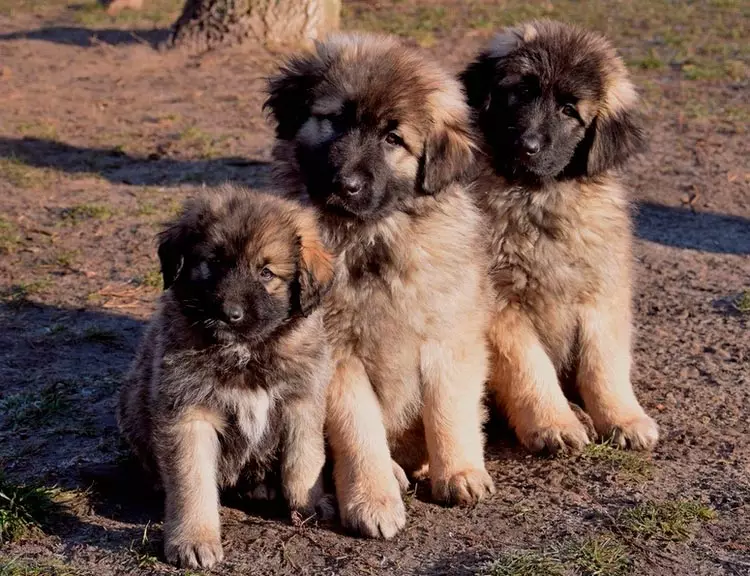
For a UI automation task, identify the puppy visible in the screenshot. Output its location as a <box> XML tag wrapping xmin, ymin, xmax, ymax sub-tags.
<box><xmin>461</xmin><ymin>20</ymin><xmax>659</xmax><ymax>453</ymax></box>
<box><xmin>116</xmin><ymin>186</ymin><xmax>333</xmax><ymax>568</ymax></box>
<box><xmin>265</xmin><ymin>33</ymin><xmax>495</xmax><ymax>539</ymax></box>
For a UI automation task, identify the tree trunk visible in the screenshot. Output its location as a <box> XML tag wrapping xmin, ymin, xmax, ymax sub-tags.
<box><xmin>170</xmin><ymin>0</ymin><xmax>341</xmax><ymax>52</ymax></box>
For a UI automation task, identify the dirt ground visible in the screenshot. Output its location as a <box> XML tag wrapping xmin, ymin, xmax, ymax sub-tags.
<box><xmin>0</xmin><ymin>1</ymin><xmax>748</xmax><ymax>575</ymax></box>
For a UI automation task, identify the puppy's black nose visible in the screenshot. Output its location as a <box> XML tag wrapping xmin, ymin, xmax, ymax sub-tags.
<box><xmin>521</xmin><ymin>135</ymin><xmax>541</xmax><ymax>156</ymax></box>
<box><xmin>340</xmin><ymin>175</ymin><xmax>363</xmax><ymax>196</ymax></box>
<box><xmin>223</xmin><ymin>304</ymin><xmax>244</xmax><ymax>324</ymax></box>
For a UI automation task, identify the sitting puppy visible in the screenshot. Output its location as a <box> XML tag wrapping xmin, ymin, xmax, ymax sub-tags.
<box><xmin>461</xmin><ymin>21</ymin><xmax>659</xmax><ymax>453</ymax></box>
<box><xmin>117</xmin><ymin>186</ymin><xmax>333</xmax><ymax>569</ymax></box>
<box><xmin>266</xmin><ymin>33</ymin><xmax>495</xmax><ymax>539</ymax></box>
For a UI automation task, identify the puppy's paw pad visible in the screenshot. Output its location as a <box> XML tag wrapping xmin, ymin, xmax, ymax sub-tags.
<box><xmin>607</xmin><ymin>415</ymin><xmax>659</xmax><ymax>450</ymax></box>
<box><xmin>165</xmin><ymin>537</ymin><xmax>224</xmax><ymax>569</ymax></box>
<box><xmin>432</xmin><ymin>468</ymin><xmax>495</xmax><ymax>507</ymax></box>
<box><xmin>342</xmin><ymin>492</ymin><xmax>406</xmax><ymax>539</ymax></box>
<box><xmin>518</xmin><ymin>416</ymin><xmax>592</xmax><ymax>454</ymax></box>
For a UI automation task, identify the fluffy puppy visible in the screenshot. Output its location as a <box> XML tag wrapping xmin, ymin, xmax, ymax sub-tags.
<box><xmin>117</xmin><ymin>186</ymin><xmax>333</xmax><ymax>569</ymax></box>
<box><xmin>265</xmin><ymin>33</ymin><xmax>495</xmax><ymax>539</ymax></box>
<box><xmin>461</xmin><ymin>21</ymin><xmax>659</xmax><ymax>453</ymax></box>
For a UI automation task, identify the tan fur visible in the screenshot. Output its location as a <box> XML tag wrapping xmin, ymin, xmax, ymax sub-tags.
<box><xmin>117</xmin><ymin>186</ymin><xmax>333</xmax><ymax>568</ymax></box>
<box><xmin>468</xmin><ymin>22</ymin><xmax>658</xmax><ymax>453</ymax></box>
<box><xmin>267</xmin><ymin>34</ymin><xmax>495</xmax><ymax>539</ymax></box>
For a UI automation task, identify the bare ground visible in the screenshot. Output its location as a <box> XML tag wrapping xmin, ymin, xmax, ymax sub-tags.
<box><xmin>0</xmin><ymin>1</ymin><xmax>748</xmax><ymax>575</ymax></box>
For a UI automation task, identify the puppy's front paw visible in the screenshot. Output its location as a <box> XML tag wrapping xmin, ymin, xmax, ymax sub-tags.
<box><xmin>164</xmin><ymin>530</ymin><xmax>223</xmax><ymax>569</ymax></box>
<box><xmin>432</xmin><ymin>467</ymin><xmax>495</xmax><ymax>506</ymax></box>
<box><xmin>605</xmin><ymin>414</ymin><xmax>659</xmax><ymax>450</ymax></box>
<box><xmin>516</xmin><ymin>408</ymin><xmax>592</xmax><ymax>454</ymax></box>
<box><xmin>340</xmin><ymin>487</ymin><xmax>406</xmax><ymax>539</ymax></box>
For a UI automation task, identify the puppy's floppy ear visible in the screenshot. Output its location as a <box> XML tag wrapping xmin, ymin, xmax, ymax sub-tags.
<box><xmin>420</xmin><ymin>121</ymin><xmax>476</xmax><ymax>195</ymax></box>
<box><xmin>460</xmin><ymin>26</ymin><xmax>527</xmax><ymax>111</ymax></box>
<box><xmin>579</xmin><ymin>77</ymin><xmax>647</xmax><ymax>176</ymax></box>
<box><xmin>264</xmin><ymin>52</ymin><xmax>325</xmax><ymax>141</ymax></box>
<box><xmin>156</xmin><ymin>198</ymin><xmax>207</xmax><ymax>289</ymax></box>
<box><xmin>584</xmin><ymin>108</ymin><xmax>646</xmax><ymax>176</ymax></box>
<box><xmin>157</xmin><ymin>223</ymin><xmax>187</xmax><ymax>290</ymax></box>
<box><xmin>460</xmin><ymin>53</ymin><xmax>497</xmax><ymax>112</ymax></box>
<box><xmin>291</xmin><ymin>214</ymin><xmax>333</xmax><ymax>317</ymax></box>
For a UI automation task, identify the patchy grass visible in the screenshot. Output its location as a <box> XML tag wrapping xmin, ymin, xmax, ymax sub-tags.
<box><xmin>137</xmin><ymin>269</ymin><xmax>162</xmax><ymax>290</ymax></box>
<box><xmin>732</xmin><ymin>290</ymin><xmax>750</xmax><ymax>314</ymax></box>
<box><xmin>53</xmin><ymin>250</ymin><xmax>79</xmax><ymax>269</ymax></box>
<box><xmin>479</xmin><ymin>536</ymin><xmax>630</xmax><ymax>576</ymax></box>
<box><xmin>629</xmin><ymin>49</ymin><xmax>664</xmax><ymax>71</ymax></box>
<box><xmin>344</xmin><ymin>0</ymin><xmax>748</xmax><ymax>82</ymax></box>
<box><xmin>0</xmin><ymin>559</ymin><xmax>79</xmax><ymax>576</ymax></box>
<box><xmin>68</xmin><ymin>0</ymin><xmax>182</xmax><ymax>28</ymax></box>
<box><xmin>1</xmin><ymin>280</ymin><xmax>53</xmax><ymax>307</ymax></box>
<box><xmin>479</xmin><ymin>550</ymin><xmax>565</xmax><ymax>576</ymax></box>
<box><xmin>135</xmin><ymin>201</ymin><xmax>159</xmax><ymax>217</ymax></box>
<box><xmin>175</xmin><ymin>125</ymin><xmax>228</xmax><ymax>159</ymax></box>
<box><xmin>16</xmin><ymin>121</ymin><xmax>59</xmax><ymax>141</ymax></box>
<box><xmin>568</xmin><ymin>536</ymin><xmax>631</xmax><ymax>576</ymax></box>
<box><xmin>0</xmin><ymin>381</ymin><xmax>74</xmax><ymax>431</ymax></box>
<box><xmin>582</xmin><ymin>441</ymin><xmax>653</xmax><ymax>480</ymax></box>
<box><xmin>619</xmin><ymin>500</ymin><xmax>716</xmax><ymax>541</ymax></box>
<box><xmin>128</xmin><ymin>523</ymin><xmax>160</xmax><ymax>570</ymax></box>
<box><xmin>0</xmin><ymin>158</ymin><xmax>48</xmax><ymax>189</ymax></box>
<box><xmin>0</xmin><ymin>218</ymin><xmax>22</xmax><ymax>255</ymax></box>
<box><xmin>59</xmin><ymin>204</ymin><xmax>114</xmax><ymax>224</ymax></box>
<box><xmin>0</xmin><ymin>476</ymin><xmax>60</xmax><ymax>544</ymax></box>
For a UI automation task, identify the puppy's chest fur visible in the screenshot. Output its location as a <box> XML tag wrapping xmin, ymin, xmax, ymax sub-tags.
<box><xmin>478</xmin><ymin>172</ymin><xmax>631</xmax><ymax>360</ymax></box>
<box><xmin>320</xmin><ymin>188</ymin><xmax>489</xmax><ymax>430</ymax></box>
<box><xmin>152</xmin><ymin>299</ymin><xmax>327</xmax><ymax>487</ymax></box>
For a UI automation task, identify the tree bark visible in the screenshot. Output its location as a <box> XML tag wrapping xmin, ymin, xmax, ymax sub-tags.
<box><xmin>170</xmin><ymin>0</ymin><xmax>341</xmax><ymax>52</ymax></box>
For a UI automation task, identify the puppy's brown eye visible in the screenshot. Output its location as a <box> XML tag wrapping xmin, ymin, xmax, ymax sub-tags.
<box><xmin>562</xmin><ymin>104</ymin><xmax>578</xmax><ymax>117</ymax></box>
<box><xmin>260</xmin><ymin>267</ymin><xmax>275</xmax><ymax>281</ymax></box>
<box><xmin>384</xmin><ymin>132</ymin><xmax>404</xmax><ymax>147</ymax></box>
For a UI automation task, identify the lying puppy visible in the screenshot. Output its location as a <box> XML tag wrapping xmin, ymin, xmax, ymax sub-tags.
<box><xmin>117</xmin><ymin>186</ymin><xmax>333</xmax><ymax>568</ymax></box>
<box><xmin>266</xmin><ymin>33</ymin><xmax>495</xmax><ymax>539</ymax></box>
<box><xmin>461</xmin><ymin>20</ymin><xmax>659</xmax><ymax>453</ymax></box>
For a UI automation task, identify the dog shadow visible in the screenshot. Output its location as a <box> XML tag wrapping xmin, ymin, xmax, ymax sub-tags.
<box><xmin>0</xmin><ymin>136</ymin><xmax>272</xmax><ymax>188</ymax></box>
<box><xmin>634</xmin><ymin>202</ymin><xmax>750</xmax><ymax>255</ymax></box>
<box><xmin>0</xmin><ymin>26</ymin><xmax>170</xmax><ymax>49</ymax></box>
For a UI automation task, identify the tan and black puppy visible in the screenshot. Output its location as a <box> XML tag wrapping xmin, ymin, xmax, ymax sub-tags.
<box><xmin>461</xmin><ymin>20</ymin><xmax>658</xmax><ymax>453</ymax></box>
<box><xmin>266</xmin><ymin>33</ymin><xmax>495</xmax><ymax>539</ymax></box>
<box><xmin>117</xmin><ymin>186</ymin><xmax>333</xmax><ymax>569</ymax></box>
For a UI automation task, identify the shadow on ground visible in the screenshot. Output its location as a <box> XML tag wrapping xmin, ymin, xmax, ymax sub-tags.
<box><xmin>0</xmin><ymin>137</ymin><xmax>272</xmax><ymax>188</ymax></box>
<box><xmin>0</xmin><ymin>26</ymin><xmax>170</xmax><ymax>49</ymax></box>
<box><xmin>634</xmin><ymin>202</ymin><xmax>750</xmax><ymax>255</ymax></box>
